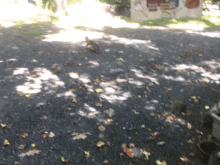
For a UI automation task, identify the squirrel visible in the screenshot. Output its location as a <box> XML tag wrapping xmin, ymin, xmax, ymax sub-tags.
<box><xmin>85</xmin><ymin>37</ymin><xmax>100</xmax><ymax>54</ymax></box>
<box><xmin>162</xmin><ymin>99</ymin><xmax>187</xmax><ymax>121</ymax></box>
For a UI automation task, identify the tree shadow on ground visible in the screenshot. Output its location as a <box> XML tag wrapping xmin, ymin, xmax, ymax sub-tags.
<box><xmin>0</xmin><ymin>21</ymin><xmax>220</xmax><ymax>164</ymax></box>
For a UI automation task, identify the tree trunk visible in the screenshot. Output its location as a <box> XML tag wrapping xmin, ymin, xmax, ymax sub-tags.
<box><xmin>54</xmin><ymin>0</ymin><xmax>67</xmax><ymax>16</ymax></box>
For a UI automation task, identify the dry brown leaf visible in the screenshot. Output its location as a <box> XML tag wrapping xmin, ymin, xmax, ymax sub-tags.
<box><xmin>72</xmin><ymin>99</ymin><xmax>78</xmax><ymax>104</ymax></box>
<box><xmin>66</xmin><ymin>107</ymin><xmax>71</xmax><ymax>110</ymax></box>
<box><xmin>96</xmin><ymin>141</ymin><xmax>105</xmax><ymax>147</ymax></box>
<box><xmin>17</xmin><ymin>133</ymin><xmax>28</xmax><ymax>138</ymax></box>
<box><xmin>69</xmin><ymin>89</ymin><xmax>76</xmax><ymax>93</ymax></box>
<box><xmin>18</xmin><ymin>145</ymin><xmax>26</xmax><ymax>150</ymax></box>
<box><xmin>103</xmin><ymin>159</ymin><xmax>109</xmax><ymax>164</ymax></box>
<box><xmin>98</xmin><ymin>125</ymin><xmax>106</xmax><ymax>131</ymax></box>
<box><xmin>156</xmin><ymin>160</ymin><xmax>167</xmax><ymax>165</ymax></box>
<box><xmin>129</xmin><ymin>143</ymin><xmax>135</xmax><ymax>148</ymax></box>
<box><xmin>180</xmin><ymin>156</ymin><xmax>189</xmax><ymax>162</ymax></box>
<box><xmin>95</xmin><ymin>102</ymin><xmax>102</xmax><ymax>107</ymax></box>
<box><xmin>61</xmin><ymin>156</ymin><xmax>68</xmax><ymax>162</ymax></box>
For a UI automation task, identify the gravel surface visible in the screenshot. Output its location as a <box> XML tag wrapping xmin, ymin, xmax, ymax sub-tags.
<box><xmin>0</xmin><ymin>2</ymin><xmax>220</xmax><ymax>165</ymax></box>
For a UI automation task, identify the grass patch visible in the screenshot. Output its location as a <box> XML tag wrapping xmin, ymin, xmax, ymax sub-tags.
<box><xmin>119</xmin><ymin>15</ymin><xmax>220</xmax><ymax>30</ymax></box>
<box><xmin>67</xmin><ymin>0</ymin><xmax>82</xmax><ymax>5</ymax></box>
<box><xmin>22</xmin><ymin>29</ymin><xmax>44</xmax><ymax>34</ymax></box>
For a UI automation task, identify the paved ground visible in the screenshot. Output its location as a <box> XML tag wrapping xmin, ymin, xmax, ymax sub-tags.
<box><xmin>0</xmin><ymin>1</ymin><xmax>220</xmax><ymax>165</ymax></box>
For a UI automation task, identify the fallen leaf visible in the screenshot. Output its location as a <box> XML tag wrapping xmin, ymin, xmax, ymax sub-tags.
<box><xmin>31</xmin><ymin>143</ymin><xmax>35</xmax><ymax>148</ymax></box>
<box><xmin>1</xmin><ymin>124</ymin><xmax>7</xmax><ymax>128</ymax></box>
<box><xmin>61</xmin><ymin>156</ymin><xmax>68</xmax><ymax>162</ymax></box>
<box><xmin>96</xmin><ymin>89</ymin><xmax>103</xmax><ymax>93</ymax></box>
<box><xmin>18</xmin><ymin>145</ymin><xmax>26</xmax><ymax>150</ymax></box>
<box><xmin>154</xmin><ymin>132</ymin><xmax>159</xmax><ymax>136</ymax></box>
<box><xmin>205</xmin><ymin>105</ymin><xmax>210</xmax><ymax>110</ymax></box>
<box><xmin>98</xmin><ymin>125</ymin><xmax>106</xmax><ymax>131</ymax></box>
<box><xmin>69</xmin><ymin>89</ymin><xmax>76</xmax><ymax>93</ymax></box>
<box><xmin>95</xmin><ymin>102</ymin><xmax>102</xmax><ymax>107</ymax></box>
<box><xmin>104</xmin><ymin>108</ymin><xmax>115</xmax><ymax>117</ymax></box>
<box><xmin>156</xmin><ymin>160</ymin><xmax>167</xmax><ymax>165</ymax></box>
<box><xmin>187</xmin><ymin>123</ymin><xmax>192</xmax><ymax>129</ymax></box>
<box><xmin>117</xmin><ymin>58</ymin><xmax>125</xmax><ymax>62</ymax></box>
<box><xmin>129</xmin><ymin>143</ymin><xmax>135</xmax><ymax>148</ymax></box>
<box><xmin>154</xmin><ymin>81</ymin><xmax>160</xmax><ymax>85</ymax></box>
<box><xmin>187</xmin><ymin>139</ymin><xmax>194</xmax><ymax>143</ymax></box>
<box><xmin>3</xmin><ymin>139</ymin><xmax>10</xmax><ymax>146</ymax></box>
<box><xmin>43</xmin><ymin>131</ymin><xmax>49</xmax><ymax>138</ymax></box>
<box><xmin>96</xmin><ymin>141</ymin><xmax>105</xmax><ymax>147</ymax></box>
<box><xmin>125</xmin><ymin>148</ymin><xmax>134</xmax><ymax>158</ymax></box>
<box><xmin>121</xmin><ymin>143</ymin><xmax>127</xmax><ymax>149</ymax></box>
<box><xmin>25</xmin><ymin>94</ymin><xmax>31</xmax><ymax>98</ymax></box>
<box><xmin>166</xmin><ymin>87</ymin><xmax>172</xmax><ymax>91</ymax></box>
<box><xmin>72</xmin><ymin>99</ymin><xmax>78</xmax><ymax>104</ymax></box>
<box><xmin>49</xmin><ymin>132</ymin><xmax>55</xmax><ymax>138</ymax></box>
<box><xmin>107</xmin><ymin>119</ymin><xmax>113</xmax><ymax>124</ymax></box>
<box><xmin>66</xmin><ymin>107</ymin><xmax>71</xmax><ymax>110</ymax></box>
<box><xmin>180</xmin><ymin>156</ymin><xmax>188</xmax><ymax>162</ymax></box>
<box><xmin>141</xmin><ymin>124</ymin><xmax>145</xmax><ymax>128</ymax></box>
<box><xmin>142</xmin><ymin>150</ymin><xmax>151</xmax><ymax>160</ymax></box>
<box><xmin>19</xmin><ymin>149</ymin><xmax>41</xmax><ymax>157</ymax></box>
<box><xmin>17</xmin><ymin>133</ymin><xmax>28</xmax><ymax>138</ymax></box>
<box><xmin>191</xmin><ymin>96</ymin><xmax>196</xmax><ymax>100</ymax></box>
<box><xmin>198</xmin><ymin>54</ymin><xmax>203</xmax><ymax>56</ymax></box>
<box><xmin>84</xmin><ymin>151</ymin><xmax>90</xmax><ymax>157</ymax></box>
<box><xmin>103</xmin><ymin>159</ymin><xmax>109</xmax><ymax>164</ymax></box>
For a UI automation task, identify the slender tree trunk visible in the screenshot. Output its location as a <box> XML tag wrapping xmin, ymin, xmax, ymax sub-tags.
<box><xmin>54</xmin><ymin>0</ymin><xmax>67</xmax><ymax>16</ymax></box>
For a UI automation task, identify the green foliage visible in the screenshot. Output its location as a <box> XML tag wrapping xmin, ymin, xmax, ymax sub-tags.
<box><xmin>42</xmin><ymin>0</ymin><xmax>55</xmax><ymax>12</ymax></box>
<box><xmin>67</xmin><ymin>0</ymin><xmax>82</xmax><ymax>5</ymax></box>
<box><xmin>100</xmin><ymin>0</ymin><xmax>130</xmax><ymax>6</ymax></box>
<box><xmin>119</xmin><ymin>15</ymin><xmax>220</xmax><ymax>30</ymax></box>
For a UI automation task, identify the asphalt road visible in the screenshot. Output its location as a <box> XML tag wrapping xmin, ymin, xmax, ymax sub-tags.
<box><xmin>0</xmin><ymin>12</ymin><xmax>220</xmax><ymax>165</ymax></box>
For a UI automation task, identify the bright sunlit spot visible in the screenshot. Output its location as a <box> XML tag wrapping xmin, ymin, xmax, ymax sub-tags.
<box><xmin>15</xmin><ymin>67</ymin><xmax>65</xmax><ymax>94</ymax></box>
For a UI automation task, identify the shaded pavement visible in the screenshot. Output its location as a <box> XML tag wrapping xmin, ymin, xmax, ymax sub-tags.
<box><xmin>0</xmin><ymin>1</ymin><xmax>220</xmax><ymax>165</ymax></box>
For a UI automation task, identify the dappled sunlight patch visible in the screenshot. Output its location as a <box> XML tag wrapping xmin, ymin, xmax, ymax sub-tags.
<box><xmin>201</xmin><ymin>72</ymin><xmax>220</xmax><ymax>82</ymax></box>
<box><xmin>55</xmin><ymin>91</ymin><xmax>76</xmax><ymax>99</ymax></box>
<box><xmin>145</xmin><ymin>106</ymin><xmax>156</xmax><ymax>111</ymax></box>
<box><xmin>43</xmin><ymin>28</ymin><xmax>103</xmax><ymax>43</ymax></box>
<box><xmin>79</xmin><ymin>74</ymin><xmax>91</xmax><ymax>84</ymax></box>
<box><xmin>185</xmin><ymin>30</ymin><xmax>220</xmax><ymax>38</ymax></box>
<box><xmin>7</xmin><ymin>58</ymin><xmax>17</xmax><ymax>62</ymax></box>
<box><xmin>106</xmin><ymin>35</ymin><xmax>158</xmax><ymax>52</ymax></box>
<box><xmin>100</xmin><ymin>91</ymin><xmax>131</xmax><ymax>103</ymax></box>
<box><xmin>13</xmin><ymin>68</ymin><xmax>29</xmax><ymax>75</ymax></box>
<box><xmin>168</xmin><ymin>23</ymin><xmax>206</xmax><ymax>30</ymax></box>
<box><xmin>88</xmin><ymin>61</ymin><xmax>100</xmax><ymax>68</ymax></box>
<box><xmin>201</xmin><ymin>60</ymin><xmax>220</xmax><ymax>69</ymax></box>
<box><xmin>161</xmin><ymin>75</ymin><xmax>185</xmax><ymax>82</ymax></box>
<box><xmin>131</xmin><ymin>68</ymin><xmax>158</xmax><ymax>83</ymax></box>
<box><xmin>128</xmin><ymin>79</ymin><xmax>144</xmax><ymax>86</ymax></box>
<box><xmin>69</xmin><ymin>72</ymin><xmax>79</xmax><ymax>79</ymax></box>
<box><xmin>15</xmin><ymin>67</ymin><xmax>65</xmax><ymax>95</ymax></box>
